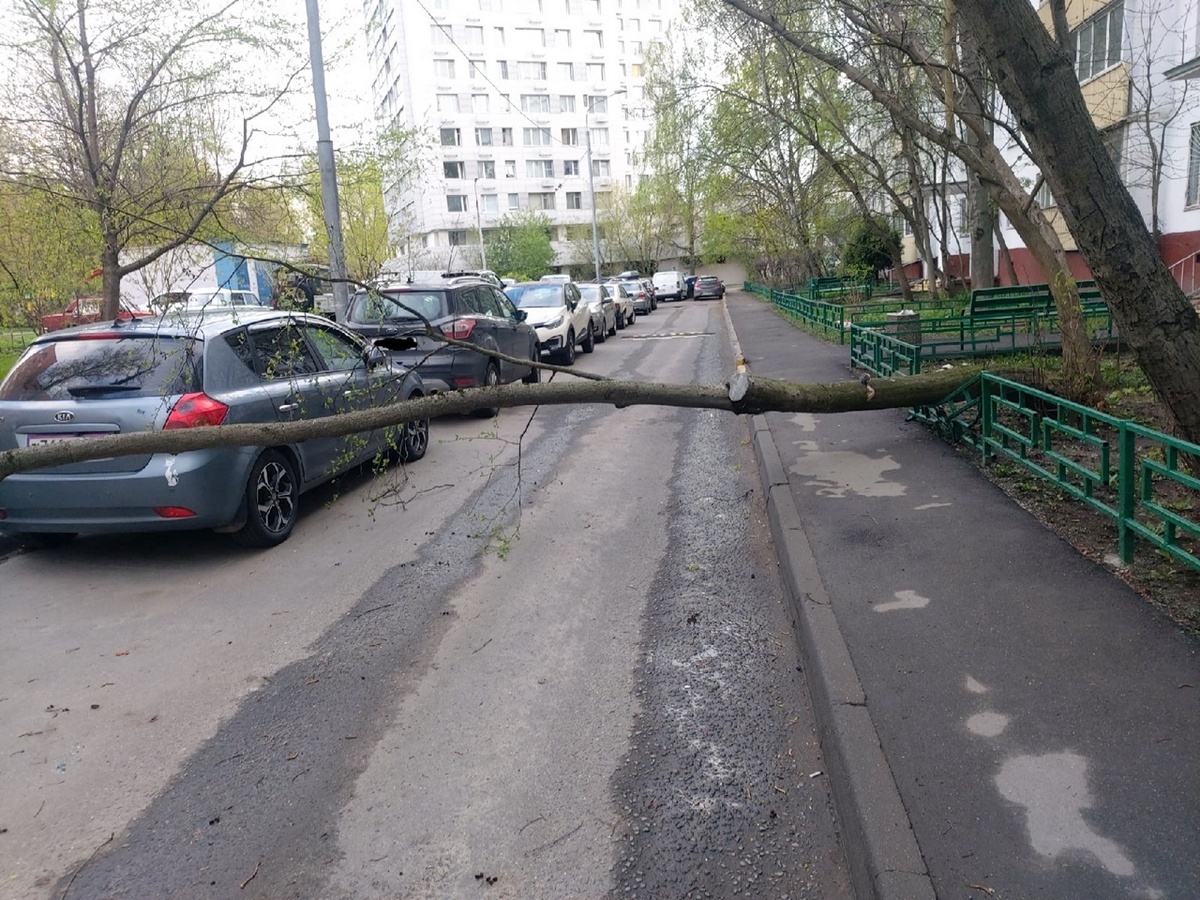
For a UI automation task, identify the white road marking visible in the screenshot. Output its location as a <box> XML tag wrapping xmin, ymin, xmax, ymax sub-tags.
<box><xmin>873</xmin><ymin>590</ymin><xmax>931</xmax><ymax>613</ymax></box>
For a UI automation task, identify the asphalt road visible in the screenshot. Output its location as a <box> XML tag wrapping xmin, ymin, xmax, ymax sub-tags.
<box><xmin>0</xmin><ymin>300</ymin><xmax>850</xmax><ymax>899</ymax></box>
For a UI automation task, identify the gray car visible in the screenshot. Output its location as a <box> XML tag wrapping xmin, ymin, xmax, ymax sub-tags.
<box><xmin>0</xmin><ymin>310</ymin><xmax>428</xmax><ymax>548</ymax></box>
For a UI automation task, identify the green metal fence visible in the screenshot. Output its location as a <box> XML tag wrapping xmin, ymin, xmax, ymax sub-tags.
<box><xmin>915</xmin><ymin>373</ymin><xmax>1200</xmax><ymax>573</ymax></box>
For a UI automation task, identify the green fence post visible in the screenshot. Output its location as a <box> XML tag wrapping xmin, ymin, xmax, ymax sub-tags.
<box><xmin>1117</xmin><ymin>422</ymin><xmax>1136</xmax><ymax>564</ymax></box>
<box><xmin>980</xmin><ymin>376</ymin><xmax>993</xmax><ymax>466</ymax></box>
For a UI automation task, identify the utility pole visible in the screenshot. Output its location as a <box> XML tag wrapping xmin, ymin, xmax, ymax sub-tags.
<box><xmin>305</xmin><ymin>0</ymin><xmax>350</xmax><ymax>322</ymax></box>
<box><xmin>587</xmin><ymin>89</ymin><xmax>625</xmax><ymax>283</ymax></box>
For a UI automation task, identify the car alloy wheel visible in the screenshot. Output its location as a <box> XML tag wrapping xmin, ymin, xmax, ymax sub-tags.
<box><xmin>401</xmin><ymin>413</ymin><xmax>429</xmax><ymax>462</ymax></box>
<box><xmin>232</xmin><ymin>450</ymin><xmax>298</xmax><ymax>548</ymax></box>
<box><xmin>473</xmin><ymin>362</ymin><xmax>501</xmax><ymax>417</ymax></box>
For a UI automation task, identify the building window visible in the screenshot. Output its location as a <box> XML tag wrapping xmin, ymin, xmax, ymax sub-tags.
<box><xmin>434</xmin><ymin>59</ymin><xmax>455</xmax><ymax>79</ymax></box>
<box><xmin>516</xmin><ymin>27</ymin><xmax>545</xmax><ymax>46</ymax></box>
<box><xmin>432</xmin><ymin>24</ymin><xmax>451</xmax><ymax>45</ymax></box>
<box><xmin>440</xmin><ymin>128</ymin><xmax>461</xmax><ymax>146</ymax></box>
<box><xmin>505</xmin><ymin>159</ymin><xmax>517</xmax><ymax>177</ymax></box>
<box><xmin>449</xmin><ymin>230</ymin><xmax>469</xmax><ymax>246</ymax></box>
<box><xmin>589</xmin><ymin>127</ymin><xmax>609</xmax><ymax>146</ymax></box>
<box><xmin>518</xmin><ymin>61</ymin><xmax>547</xmax><ymax>80</ymax></box>
<box><xmin>479</xmin><ymin>160</ymin><xmax>496</xmax><ymax>179</ymax></box>
<box><xmin>1075</xmin><ymin>1</ymin><xmax>1123</xmax><ymax>81</ymax></box>
<box><xmin>476</xmin><ymin>127</ymin><xmax>493</xmax><ymax>146</ymax></box>
<box><xmin>558</xmin><ymin>62</ymin><xmax>574</xmax><ymax>81</ymax></box>
<box><xmin>447</xmin><ymin>195</ymin><xmax>468</xmax><ymax>212</ymax></box>
<box><xmin>465</xmin><ymin>25</ymin><xmax>484</xmax><ymax>45</ymax></box>
<box><xmin>583</xmin><ymin>29</ymin><xmax>603</xmax><ymax>49</ymax></box>
<box><xmin>585</xmin><ymin>63</ymin><xmax>605</xmax><ymax>81</ymax></box>
<box><xmin>482</xmin><ymin>194</ymin><xmax>499</xmax><ymax>212</ymax></box>
<box><xmin>444</xmin><ymin>161</ymin><xmax>465</xmax><ymax>179</ymax></box>
<box><xmin>523</xmin><ymin>127</ymin><xmax>552</xmax><ymax>146</ymax></box>
<box><xmin>561</xmin><ymin>127</ymin><xmax>579</xmax><ymax>145</ymax></box>
<box><xmin>584</xmin><ymin>95</ymin><xmax>607</xmax><ymax>114</ymax></box>
<box><xmin>566</xmin><ymin>191</ymin><xmax>582</xmax><ymax>209</ymax></box>
<box><xmin>501</xmin><ymin>127</ymin><xmax>514</xmax><ymax>146</ymax></box>
<box><xmin>469</xmin><ymin>61</ymin><xmax>487</xmax><ymax>79</ymax></box>
<box><xmin>493</xmin><ymin>27</ymin><xmax>505</xmax><ymax>45</ymax></box>
<box><xmin>590</xmin><ymin>159</ymin><xmax>610</xmax><ymax>176</ymax></box>
<box><xmin>630</xmin><ymin>63</ymin><xmax>644</xmax><ymax>77</ymax></box>
<box><xmin>437</xmin><ymin>94</ymin><xmax>460</xmax><ymax>113</ymax></box>
<box><xmin>1188</xmin><ymin>124</ymin><xmax>1200</xmax><ymax>207</ymax></box>
<box><xmin>1035</xmin><ymin>179</ymin><xmax>1055</xmax><ymax>209</ymax></box>
<box><xmin>555</xmin><ymin>28</ymin><xmax>571</xmax><ymax>47</ymax></box>
<box><xmin>527</xmin><ymin>159</ymin><xmax>554</xmax><ymax>177</ymax></box>
<box><xmin>586</xmin><ymin>0</ymin><xmax>600</xmax><ymax>12</ymax></box>
<box><xmin>499</xmin><ymin>60</ymin><xmax>510</xmax><ymax>79</ymax></box>
<box><xmin>559</xmin><ymin>95</ymin><xmax>576</xmax><ymax>113</ymax></box>
<box><xmin>521</xmin><ymin>94</ymin><xmax>552</xmax><ymax>113</ymax></box>
<box><xmin>563</xmin><ymin>159</ymin><xmax>580</xmax><ymax>176</ymax></box>
<box><xmin>508</xmin><ymin>192</ymin><xmax>520</xmax><ymax>210</ymax></box>
<box><xmin>529</xmin><ymin>192</ymin><xmax>556</xmax><ymax>210</ymax></box>
<box><xmin>1102</xmin><ymin>124</ymin><xmax>1125</xmax><ymax>175</ymax></box>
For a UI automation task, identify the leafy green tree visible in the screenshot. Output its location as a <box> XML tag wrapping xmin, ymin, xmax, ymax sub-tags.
<box><xmin>487</xmin><ymin>210</ymin><xmax>555</xmax><ymax>281</ymax></box>
<box><xmin>842</xmin><ymin>219</ymin><xmax>900</xmax><ymax>279</ymax></box>
<box><xmin>0</xmin><ymin>180</ymin><xmax>100</xmax><ymax>328</ymax></box>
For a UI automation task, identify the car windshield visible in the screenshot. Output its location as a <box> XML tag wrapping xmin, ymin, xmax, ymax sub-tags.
<box><xmin>0</xmin><ymin>335</ymin><xmax>201</xmax><ymax>401</ymax></box>
<box><xmin>347</xmin><ymin>290</ymin><xmax>448</xmax><ymax>324</ymax></box>
<box><xmin>577</xmin><ymin>284</ymin><xmax>604</xmax><ymax>302</ymax></box>
<box><xmin>513</xmin><ymin>286</ymin><xmax>565</xmax><ymax>308</ymax></box>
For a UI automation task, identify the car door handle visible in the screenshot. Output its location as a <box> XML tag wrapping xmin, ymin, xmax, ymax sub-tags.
<box><xmin>279</xmin><ymin>402</ymin><xmax>301</xmax><ymax>412</ymax></box>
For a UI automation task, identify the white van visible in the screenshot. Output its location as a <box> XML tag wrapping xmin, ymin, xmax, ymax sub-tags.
<box><xmin>652</xmin><ymin>270</ymin><xmax>685</xmax><ymax>301</ymax></box>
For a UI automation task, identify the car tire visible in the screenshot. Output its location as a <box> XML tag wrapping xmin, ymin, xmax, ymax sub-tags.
<box><xmin>557</xmin><ymin>330</ymin><xmax>576</xmax><ymax>365</ymax></box>
<box><xmin>473</xmin><ymin>362</ymin><xmax>501</xmax><ymax>418</ymax></box>
<box><xmin>607</xmin><ymin>315</ymin><xmax>617</xmax><ymax>337</ymax></box>
<box><xmin>522</xmin><ymin>348</ymin><xmax>540</xmax><ymax>383</ymax></box>
<box><xmin>231</xmin><ymin>450</ymin><xmax>299</xmax><ymax>548</ymax></box>
<box><xmin>628</xmin><ymin>307</ymin><xmax>636</xmax><ymax>325</ymax></box>
<box><xmin>19</xmin><ymin>532</ymin><xmax>77</xmax><ymax>550</ymax></box>
<box><xmin>401</xmin><ymin>403</ymin><xmax>429</xmax><ymax>462</ymax></box>
<box><xmin>596</xmin><ymin>321</ymin><xmax>607</xmax><ymax>343</ymax></box>
<box><xmin>615</xmin><ymin>310</ymin><xmax>625</xmax><ymax>330</ymax></box>
<box><xmin>582</xmin><ymin>321</ymin><xmax>595</xmax><ymax>353</ymax></box>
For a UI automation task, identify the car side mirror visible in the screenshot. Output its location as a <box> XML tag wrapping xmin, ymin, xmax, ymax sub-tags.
<box><xmin>364</xmin><ymin>345</ymin><xmax>389</xmax><ymax>369</ymax></box>
<box><xmin>515</xmin><ymin>308</ymin><xmax>528</xmax><ymax>322</ymax></box>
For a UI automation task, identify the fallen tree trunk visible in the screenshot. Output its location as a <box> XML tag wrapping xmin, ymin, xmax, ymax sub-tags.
<box><xmin>0</xmin><ymin>366</ymin><xmax>984</xmax><ymax>480</ymax></box>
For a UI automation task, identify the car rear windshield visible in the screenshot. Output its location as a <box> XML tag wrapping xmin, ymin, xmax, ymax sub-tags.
<box><xmin>513</xmin><ymin>286</ymin><xmax>565</xmax><ymax>308</ymax></box>
<box><xmin>347</xmin><ymin>290</ymin><xmax>448</xmax><ymax>324</ymax></box>
<box><xmin>0</xmin><ymin>335</ymin><xmax>201</xmax><ymax>401</ymax></box>
<box><xmin>577</xmin><ymin>284</ymin><xmax>604</xmax><ymax>302</ymax></box>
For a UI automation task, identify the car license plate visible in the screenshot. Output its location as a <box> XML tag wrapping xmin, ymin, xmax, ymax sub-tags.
<box><xmin>23</xmin><ymin>433</ymin><xmax>107</xmax><ymax>447</ymax></box>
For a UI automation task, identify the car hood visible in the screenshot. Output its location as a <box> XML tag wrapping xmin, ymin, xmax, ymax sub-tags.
<box><xmin>521</xmin><ymin>306</ymin><xmax>568</xmax><ymax>326</ymax></box>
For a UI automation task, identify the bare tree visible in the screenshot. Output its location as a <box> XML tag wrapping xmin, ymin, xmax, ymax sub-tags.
<box><xmin>0</xmin><ymin>0</ymin><xmax>304</xmax><ymax>318</ymax></box>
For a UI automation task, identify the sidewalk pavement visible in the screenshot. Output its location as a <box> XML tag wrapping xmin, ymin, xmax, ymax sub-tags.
<box><xmin>724</xmin><ymin>290</ymin><xmax>1200</xmax><ymax>900</ymax></box>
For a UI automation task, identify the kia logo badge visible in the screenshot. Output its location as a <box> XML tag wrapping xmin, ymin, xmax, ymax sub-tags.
<box><xmin>54</xmin><ymin>411</ymin><xmax>75</xmax><ymax>423</ymax></box>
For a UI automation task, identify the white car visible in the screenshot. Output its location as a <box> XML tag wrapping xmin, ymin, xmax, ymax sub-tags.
<box><xmin>652</xmin><ymin>269</ymin><xmax>685</xmax><ymax>301</ymax></box>
<box><xmin>506</xmin><ymin>281</ymin><xmax>595</xmax><ymax>365</ymax></box>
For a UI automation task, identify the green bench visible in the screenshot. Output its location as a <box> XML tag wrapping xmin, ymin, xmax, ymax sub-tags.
<box><xmin>809</xmin><ymin>276</ymin><xmax>873</xmax><ymax>302</ymax></box>
<box><xmin>967</xmin><ymin>280</ymin><xmax>1104</xmax><ymax>323</ymax></box>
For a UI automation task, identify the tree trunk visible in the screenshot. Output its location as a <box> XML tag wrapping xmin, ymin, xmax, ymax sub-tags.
<box><xmin>0</xmin><ymin>368</ymin><xmax>990</xmax><ymax>480</ymax></box>
<box><xmin>956</xmin><ymin>0</ymin><xmax>1200</xmax><ymax>445</ymax></box>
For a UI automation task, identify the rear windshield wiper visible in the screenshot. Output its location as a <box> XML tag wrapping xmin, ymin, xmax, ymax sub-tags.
<box><xmin>67</xmin><ymin>384</ymin><xmax>143</xmax><ymax>396</ymax></box>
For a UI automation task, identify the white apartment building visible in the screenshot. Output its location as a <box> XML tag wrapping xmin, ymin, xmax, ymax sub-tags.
<box><xmin>364</xmin><ymin>0</ymin><xmax>681</xmax><ymax>273</ymax></box>
<box><xmin>893</xmin><ymin>0</ymin><xmax>1200</xmax><ymax>296</ymax></box>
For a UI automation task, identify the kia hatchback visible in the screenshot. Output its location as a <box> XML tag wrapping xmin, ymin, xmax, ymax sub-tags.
<box><xmin>0</xmin><ymin>310</ymin><xmax>428</xmax><ymax>548</ymax></box>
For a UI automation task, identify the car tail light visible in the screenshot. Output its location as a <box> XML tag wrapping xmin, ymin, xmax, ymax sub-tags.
<box><xmin>154</xmin><ymin>506</ymin><xmax>197</xmax><ymax>518</ymax></box>
<box><xmin>443</xmin><ymin>318</ymin><xmax>478</xmax><ymax>340</ymax></box>
<box><xmin>164</xmin><ymin>392</ymin><xmax>229</xmax><ymax>429</ymax></box>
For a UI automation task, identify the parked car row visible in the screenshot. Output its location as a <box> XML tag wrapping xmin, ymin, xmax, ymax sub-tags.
<box><xmin>0</xmin><ymin>269</ymin><xmax>711</xmax><ymax>550</ymax></box>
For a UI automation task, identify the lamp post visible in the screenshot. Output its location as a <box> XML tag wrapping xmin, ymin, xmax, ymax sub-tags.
<box><xmin>473</xmin><ymin>176</ymin><xmax>488</xmax><ymax>271</ymax></box>
<box><xmin>586</xmin><ymin>89</ymin><xmax>625</xmax><ymax>282</ymax></box>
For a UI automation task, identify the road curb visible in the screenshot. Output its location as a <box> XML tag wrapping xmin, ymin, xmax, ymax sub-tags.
<box><xmin>726</xmin><ymin>299</ymin><xmax>934</xmax><ymax>900</ymax></box>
